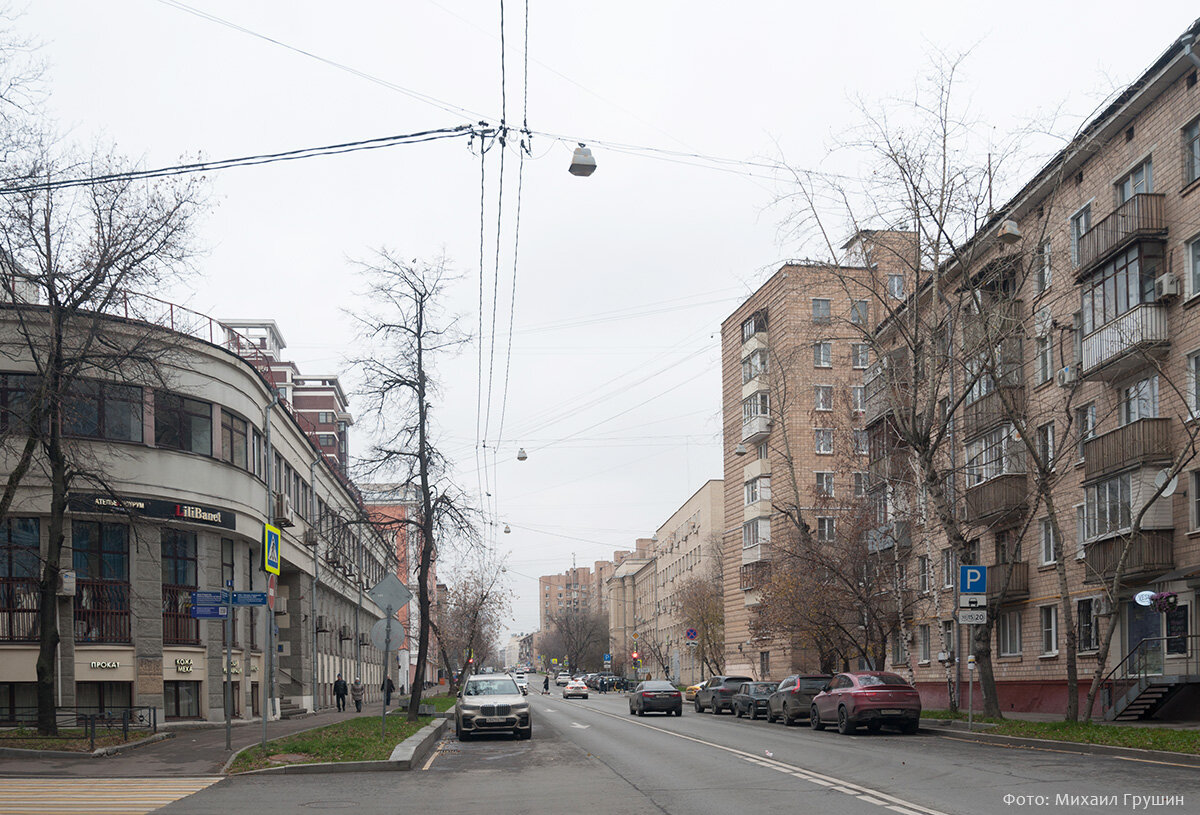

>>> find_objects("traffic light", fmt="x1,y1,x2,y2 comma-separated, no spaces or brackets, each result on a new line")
631,650,639,660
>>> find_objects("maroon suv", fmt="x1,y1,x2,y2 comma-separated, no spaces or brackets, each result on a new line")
694,675,753,714
810,671,922,735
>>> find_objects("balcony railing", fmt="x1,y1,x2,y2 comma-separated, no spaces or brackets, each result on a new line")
741,415,772,443
962,300,1025,352
162,584,200,646
1080,303,1169,378
0,577,40,642
963,473,1027,524
74,579,131,644
988,561,1029,600
740,561,771,591
1076,193,1167,273
1083,531,1174,585
961,386,1025,441
866,521,911,553
863,347,911,427
1083,418,1172,482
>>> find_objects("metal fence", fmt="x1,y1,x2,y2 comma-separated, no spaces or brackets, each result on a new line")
0,706,157,750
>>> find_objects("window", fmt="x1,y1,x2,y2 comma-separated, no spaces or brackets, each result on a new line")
1119,375,1158,425
742,518,770,548
741,391,770,424
1075,504,1087,559
1186,119,1200,187
1077,598,1100,651
741,311,767,342
887,274,904,300
917,555,931,593
220,410,249,470
814,428,833,454
741,349,768,384
0,373,36,433
853,472,867,497
164,680,200,719
1116,157,1152,204
1039,605,1058,655
964,538,980,566
1070,204,1091,266
757,443,768,460
1079,244,1160,335
1190,237,1200,299
1076,403,1096,459
154,392,212,456
63,380,143,442
1035,336,1052,385
72,522,128,582
851,344,870,369
917,624,931,663
965,425,1023,485
1084,472,1132,540
816,517,835,542
812,299,831,324
854,429,869,456
318,433,337,447
813,342,832,367
891,634,906,666
744,477,771,505
850,300,869,325
998,611,1022,656
317,411,335,424
815,472,834,497
1039,518,1059,565
814,385,832,411
941,620,955,658
252,429,263,477
941,549,955,588
161,529,197,586
1036,422,1055,468
1037,241,1052,292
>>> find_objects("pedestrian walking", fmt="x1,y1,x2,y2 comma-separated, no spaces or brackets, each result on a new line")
382,675,395,707
542,675,550,695
333,673,348,712
350,676,365,712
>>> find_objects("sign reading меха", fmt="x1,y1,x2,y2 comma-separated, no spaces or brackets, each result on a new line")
69,493,236,530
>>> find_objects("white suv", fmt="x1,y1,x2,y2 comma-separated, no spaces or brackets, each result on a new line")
555,672,571,686
513,672,529,693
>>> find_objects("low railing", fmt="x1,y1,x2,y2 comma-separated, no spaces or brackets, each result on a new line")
1080,303,1169,376
741,415,771,443
1100,635,1200,720
73,579,131,643
962,386,1025,441
0,706,157,749
162,584,200,645
963,473,1027,523
1076,193,1166,273
988,561,1029,599
1082,418,1172,482
1083,532,1174,584
0,576,40,642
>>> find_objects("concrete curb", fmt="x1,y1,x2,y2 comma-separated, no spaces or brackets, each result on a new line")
224,717,448,775
922,724,1200,767
0,731,174,759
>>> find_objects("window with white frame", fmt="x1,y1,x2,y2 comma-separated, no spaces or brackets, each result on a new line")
1035,336,1052,385
1075,504,1087,559
813,342,832,367
1040,518,1059,564
965,424,1023,485
815,472,834,497
853,472,867,497
741,349,768,384
998,611,1022,656
1189,350,1200,417
1037,241,1052,293
1119,375,1159,425
757,442,768,460
941,549,955,588
1070,204,1092,266
814,428,834,454
812,298,831,324
1084,472,1132,540
814,385,833,411
1076,403,1096,459
816,516,835,542
917,555,931,593
1036,422,1055,469
1116,157,1153,203
741,391,770,425
1192,472,1200,530
1039,605,1058,655
1189,236,1200,298
888,274,905,300
1077,598,1100,651
964,538,980,565
941,619,955,659
851,343,870,369
1186,119,1200,187
854,429,869,456
744,476,771,505
850,300,869,325
742,517,770,548
891,633,906,666
851,385,865,413
917,624,931,662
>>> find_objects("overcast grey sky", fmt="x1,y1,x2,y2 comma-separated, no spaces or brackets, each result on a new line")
25,1,1200,638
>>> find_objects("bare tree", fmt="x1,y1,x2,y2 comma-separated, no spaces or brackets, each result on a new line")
350,252,480,722
544,607,607,674
676,569,724,677
432,557,510,694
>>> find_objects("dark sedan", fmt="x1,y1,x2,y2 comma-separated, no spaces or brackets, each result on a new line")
628,680,683,716
810,671,922,735
694,675,753,714
766,673,831,725
732,681,776,720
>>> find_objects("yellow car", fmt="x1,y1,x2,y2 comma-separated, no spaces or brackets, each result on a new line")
685,683,703,701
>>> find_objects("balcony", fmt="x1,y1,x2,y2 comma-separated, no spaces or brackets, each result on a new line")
866,521,911,554
741,415,772,443
0,577,40,642
863,347,911,427
868,449,908,483
1080,303,1169,380
963,473,1027,524
961,386,1025,441
74,579,131,643
162,584,200,646
962,300,1025,352
1076,193,1167,274
1083,531,1174,585
740,560,771,591
987,561,1029,600
1083,418,1172,482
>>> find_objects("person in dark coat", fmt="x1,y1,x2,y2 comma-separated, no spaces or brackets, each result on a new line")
382,675,395,706
542,675,550,695
333,673,348,712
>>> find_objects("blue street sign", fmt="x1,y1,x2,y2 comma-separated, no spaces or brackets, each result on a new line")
603,653,611,661
685,628,698,640
232,591,268,606
190,605,228,619
263,523,281,575
191,590,229,605
960,564,987,594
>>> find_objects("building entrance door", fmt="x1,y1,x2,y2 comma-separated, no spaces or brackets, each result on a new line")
1126,601,1163,677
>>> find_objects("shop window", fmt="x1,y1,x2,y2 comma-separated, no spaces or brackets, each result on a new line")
164,680,201,719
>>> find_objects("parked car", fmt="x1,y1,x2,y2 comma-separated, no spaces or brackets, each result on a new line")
767,674,831,725
454,674,532,741
629,680,683,716
810,671,921,735
684,683,703,701
563,679,589,699
694,675,753,714
555,672,571,686
512,672,529,694
732,681,777,719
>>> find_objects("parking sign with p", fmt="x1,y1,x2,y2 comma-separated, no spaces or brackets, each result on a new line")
960,564,987,594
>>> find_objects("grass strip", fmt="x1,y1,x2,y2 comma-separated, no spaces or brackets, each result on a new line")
986,720,1200,755
0,728,139,751
227,713,430,773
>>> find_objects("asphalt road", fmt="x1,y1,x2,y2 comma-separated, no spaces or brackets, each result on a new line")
157,686,1200,815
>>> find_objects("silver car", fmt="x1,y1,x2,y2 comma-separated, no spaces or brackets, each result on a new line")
455,674,532,740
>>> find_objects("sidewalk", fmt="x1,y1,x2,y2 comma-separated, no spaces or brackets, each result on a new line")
0,703,411,778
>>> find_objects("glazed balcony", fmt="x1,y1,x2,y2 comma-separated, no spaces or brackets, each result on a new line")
1083,531,1174,585
740,560,771,591
1080,303,1169,380
988,561,1029,600
1076,193,1167,274
963,473,1027,524
961,386,1025,441
866,521,912,554
962,300,1025,352
1083,418,1172,482
741,415,772,444
863,347,911,427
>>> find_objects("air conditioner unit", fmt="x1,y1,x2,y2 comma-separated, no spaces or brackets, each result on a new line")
1155,273,1180,300
358,633,371,647
1094,596,1115,616
303,529,318,546
1056,366,1078,388
273,492,295,528
338,625,353,641
316,615,331,632
273,597,287,616
937,650,955,663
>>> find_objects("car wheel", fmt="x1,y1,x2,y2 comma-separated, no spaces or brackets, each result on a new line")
750,706,758,720
810,705,824,731
765,708,775,723
837,706,856,735
629,704,635,715
675,707,682,717
518,724,532,740
901,720,920,735
734,705,743,718
637,706,645,716
455,718,462,739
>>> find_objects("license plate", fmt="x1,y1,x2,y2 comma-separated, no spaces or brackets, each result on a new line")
482,716,502,723
880,709,902,715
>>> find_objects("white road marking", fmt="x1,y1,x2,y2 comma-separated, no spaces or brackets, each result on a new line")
570,722,590,729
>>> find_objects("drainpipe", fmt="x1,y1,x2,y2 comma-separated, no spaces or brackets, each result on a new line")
310,458,320,712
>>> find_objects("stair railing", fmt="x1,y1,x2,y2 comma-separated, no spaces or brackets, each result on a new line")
1100,634,1200,719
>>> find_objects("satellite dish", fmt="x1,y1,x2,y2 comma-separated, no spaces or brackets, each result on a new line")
1134,590,1155,607
1154,469,1179,497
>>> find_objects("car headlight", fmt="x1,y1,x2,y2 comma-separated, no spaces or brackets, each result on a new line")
460,704,481,713
511,703,530,713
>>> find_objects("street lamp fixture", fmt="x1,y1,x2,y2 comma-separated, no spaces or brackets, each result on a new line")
517,448,528,461
569,144,597,177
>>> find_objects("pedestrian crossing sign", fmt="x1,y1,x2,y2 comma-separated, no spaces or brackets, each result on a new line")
264,523,281,575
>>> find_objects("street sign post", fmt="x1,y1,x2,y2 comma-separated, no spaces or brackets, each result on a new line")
685,628,698,641
263,524,281,576
190,605,228,619
232,592,267,606
366,575,412,737
960,565,987,594
959,594,985,608
957,608,987,625
191,590,228,605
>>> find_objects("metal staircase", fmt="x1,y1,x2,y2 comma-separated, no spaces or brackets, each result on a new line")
1100,634,1200,721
